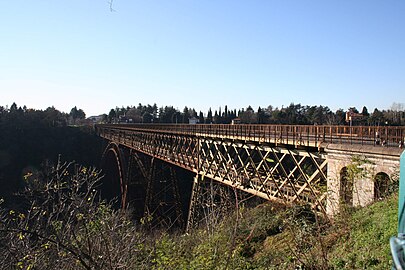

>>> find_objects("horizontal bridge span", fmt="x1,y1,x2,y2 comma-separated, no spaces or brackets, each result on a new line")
97,124,404,148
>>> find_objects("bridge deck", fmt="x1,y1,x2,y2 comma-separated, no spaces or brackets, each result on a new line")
97,124,404,149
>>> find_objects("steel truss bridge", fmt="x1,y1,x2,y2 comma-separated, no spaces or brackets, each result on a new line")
96,124,404,230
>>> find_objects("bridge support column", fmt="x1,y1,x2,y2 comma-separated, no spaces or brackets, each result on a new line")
186,174,238,233
186,175,200,232
352,171,374,207
326,157,340,217
143,158,184,230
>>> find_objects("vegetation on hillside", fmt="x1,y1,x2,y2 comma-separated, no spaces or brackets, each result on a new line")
0,103,103,202
0,159,398,269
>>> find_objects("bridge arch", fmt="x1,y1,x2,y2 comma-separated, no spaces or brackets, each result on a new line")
374,172,390,200
100,142,128,209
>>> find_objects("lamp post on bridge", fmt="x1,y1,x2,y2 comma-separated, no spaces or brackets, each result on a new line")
346,111,353,127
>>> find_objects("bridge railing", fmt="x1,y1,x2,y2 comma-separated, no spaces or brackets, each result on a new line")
97,124,405,148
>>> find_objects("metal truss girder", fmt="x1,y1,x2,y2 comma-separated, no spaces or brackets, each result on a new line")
271,154,305,199
254,149,288,200
200,171,282,203
270,148,301,199
99,127,328,216
197,138,324,158
235,145,251,180
243,146,276,199
196,139,328,210
287,150,327,213
129,150,149,180
143,159,184,229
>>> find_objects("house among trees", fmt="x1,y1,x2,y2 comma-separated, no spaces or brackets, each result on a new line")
88,115,104,124
231,118,241,125
119,115,129,123
188,117,199,124
345,108,364,125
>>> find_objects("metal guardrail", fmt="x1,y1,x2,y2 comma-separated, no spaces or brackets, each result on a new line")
96,124,405,148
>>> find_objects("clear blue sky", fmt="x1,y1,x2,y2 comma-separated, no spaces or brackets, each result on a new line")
1,0,404,117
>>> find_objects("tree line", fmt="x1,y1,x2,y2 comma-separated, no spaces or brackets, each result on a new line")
1,101,404,126
105,102,405,126
0,102,87,127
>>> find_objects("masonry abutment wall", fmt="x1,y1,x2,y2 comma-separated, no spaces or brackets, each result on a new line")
326,143,402,217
